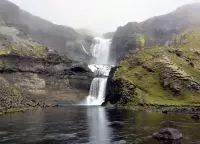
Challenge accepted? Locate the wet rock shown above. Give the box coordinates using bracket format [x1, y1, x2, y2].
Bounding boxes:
[109, 121, 124, 128]
[153, 128, 183, 140]
[191, 114, 200, 120]
[162, 110, 168, 114]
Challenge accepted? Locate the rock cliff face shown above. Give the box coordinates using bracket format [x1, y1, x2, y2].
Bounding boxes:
[0, 0, 93, 62]
[0, 53, 93, 108]
[107, 26, 200, 107]
[0, 4, 94, 109]
[111, 3, 200, 63]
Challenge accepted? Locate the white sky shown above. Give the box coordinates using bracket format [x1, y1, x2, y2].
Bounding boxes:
[8, 0, 199, 33]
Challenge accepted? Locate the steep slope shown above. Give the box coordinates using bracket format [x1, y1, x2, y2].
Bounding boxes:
[111, 3, 200, 63]
[0, 13, 93, 110]
[107, 26, 200, 107]
[0, 0, 93, 62]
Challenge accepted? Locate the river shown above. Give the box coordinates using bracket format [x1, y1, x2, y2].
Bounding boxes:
[0, 106, 200, 144]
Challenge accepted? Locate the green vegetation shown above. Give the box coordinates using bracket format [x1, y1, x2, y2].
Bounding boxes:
[34, 45, 48, 58]
[0, 107, 33, 115]
[0, 47, 11, 55]
[8, 43, 48, 58]
[136, 33, 145, 48]
[0, 34, 48, 58]
[113, 26, 200, 107]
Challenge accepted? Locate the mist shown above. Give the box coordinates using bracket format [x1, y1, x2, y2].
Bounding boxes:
[8, 0, 197, 33]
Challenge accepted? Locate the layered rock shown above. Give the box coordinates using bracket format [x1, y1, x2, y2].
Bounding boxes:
[0, 52, 93, 108]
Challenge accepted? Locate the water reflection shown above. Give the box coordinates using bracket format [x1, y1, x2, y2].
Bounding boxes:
[87, 106, 111, 144]
[0, 107, 200, 144]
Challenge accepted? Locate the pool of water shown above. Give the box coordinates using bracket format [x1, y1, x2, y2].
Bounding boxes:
[0, 106, 200, 144]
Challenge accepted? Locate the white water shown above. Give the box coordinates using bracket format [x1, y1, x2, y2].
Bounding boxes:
[86, 78, 108, 106]
[84, 37, 112, 106]
[90, 37, 111, 65]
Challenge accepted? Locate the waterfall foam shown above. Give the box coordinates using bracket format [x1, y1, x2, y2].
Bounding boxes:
[83, 37, 112, 106]
[86, 78, 108, 105]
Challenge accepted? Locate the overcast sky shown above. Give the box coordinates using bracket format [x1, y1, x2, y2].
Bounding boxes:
[8, 0, 198, 33]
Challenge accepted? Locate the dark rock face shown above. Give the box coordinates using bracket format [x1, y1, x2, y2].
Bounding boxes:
[105, 67, 135, 105]
[0, 53, 93, 88]
[111, 22, 143, 63]
[153, 128, 183, 141]
[111, 3, 200, 62]
[191, 114, 200, 120]
[0, 0, 93, 62]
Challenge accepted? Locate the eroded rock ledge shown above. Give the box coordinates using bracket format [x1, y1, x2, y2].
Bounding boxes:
[0, 53, 93, 109]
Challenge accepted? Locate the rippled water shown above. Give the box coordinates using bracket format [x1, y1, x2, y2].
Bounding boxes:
[0, 106, 200, 144]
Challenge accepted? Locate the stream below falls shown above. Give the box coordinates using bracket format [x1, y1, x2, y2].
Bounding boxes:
[0, 106, 200, 144]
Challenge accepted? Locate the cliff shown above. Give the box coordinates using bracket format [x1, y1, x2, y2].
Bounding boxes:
[107, 26, 200, 107]
[0, 7, 93, 110]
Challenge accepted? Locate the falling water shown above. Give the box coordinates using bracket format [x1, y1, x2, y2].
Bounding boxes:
[86, 78, 108, 106]
[90, 37, 111, 65]
[85, 37, 112, 106]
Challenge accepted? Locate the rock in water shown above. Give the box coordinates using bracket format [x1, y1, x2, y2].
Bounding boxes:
[191, 114, 200, 120]
[153, 128, 183, 140]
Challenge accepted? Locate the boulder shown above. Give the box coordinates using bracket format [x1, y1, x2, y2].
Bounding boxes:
[153, 128, 183, 140]
[191, 114, 200, 120]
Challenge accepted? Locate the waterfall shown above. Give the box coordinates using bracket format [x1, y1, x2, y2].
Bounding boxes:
[84, 37, 112, 106]
[91, 37, 111, 65]
[86, 78, 108, 105]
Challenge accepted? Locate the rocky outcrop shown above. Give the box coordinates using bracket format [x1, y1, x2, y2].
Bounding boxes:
[153, 128, 183, 141]
[0, 54, 93, 108]
[111, 3, 200, 62]
[106, 27, 200, 107]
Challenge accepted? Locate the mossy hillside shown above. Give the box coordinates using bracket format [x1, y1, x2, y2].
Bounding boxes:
[113, 27, 200, 107]
[0, 43, 48, 58]
[0, 28, 48, 58]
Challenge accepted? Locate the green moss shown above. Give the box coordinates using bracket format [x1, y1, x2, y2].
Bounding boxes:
[136, 33, 145, 47]
[0, 47, 11, 55]
[34, 45, 48, 58]
[0, 107, 33, 115]
[2, 42, 48, 58]
[113, 27, 200, 107]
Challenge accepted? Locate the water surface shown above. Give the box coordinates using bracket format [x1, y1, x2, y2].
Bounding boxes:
[0, 106, 200, 144]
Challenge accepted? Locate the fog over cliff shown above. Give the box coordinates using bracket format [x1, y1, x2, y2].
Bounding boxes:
[8, 0, 197, 33]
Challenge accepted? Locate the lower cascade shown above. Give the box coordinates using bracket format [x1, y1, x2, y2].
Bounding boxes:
[86, 77, 108, 105]
[84, 37, 113, 106]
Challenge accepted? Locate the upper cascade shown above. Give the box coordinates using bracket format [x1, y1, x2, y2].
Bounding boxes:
[90, 37, 111, 65]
